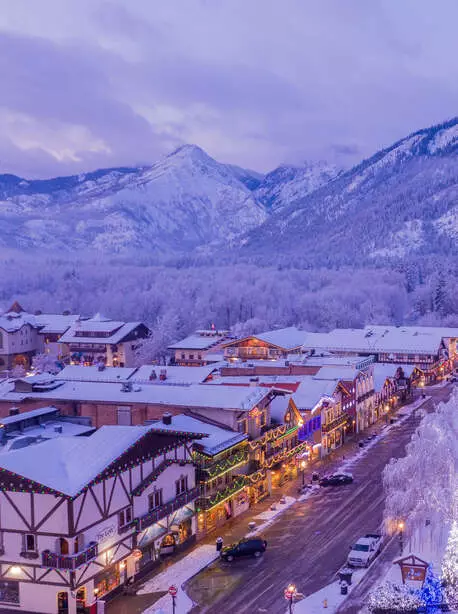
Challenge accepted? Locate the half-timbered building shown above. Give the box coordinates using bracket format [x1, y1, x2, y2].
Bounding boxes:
[0, 425, 198, 614]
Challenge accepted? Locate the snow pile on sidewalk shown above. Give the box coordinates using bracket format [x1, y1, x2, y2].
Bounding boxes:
[139, 545, 218, 613]
[291, 569, 365, 614]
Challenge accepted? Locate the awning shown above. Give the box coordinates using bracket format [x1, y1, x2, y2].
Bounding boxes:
[137, 523, 167, 548]
[169, 506, 194, 526]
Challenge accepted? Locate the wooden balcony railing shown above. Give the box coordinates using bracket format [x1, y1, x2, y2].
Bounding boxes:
[321, 414, 349, 433]
[136, 487, 199, 532]
[42, 542, 98, 571]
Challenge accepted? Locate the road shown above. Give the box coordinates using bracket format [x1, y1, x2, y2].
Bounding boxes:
[186, 385, 452, 614]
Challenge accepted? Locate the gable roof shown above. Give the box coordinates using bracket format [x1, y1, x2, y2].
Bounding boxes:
[292, 378, 338, 411]
[0, 426, 193, 497]
[223, 327, 306, 351]
[59, 321, 144, 344]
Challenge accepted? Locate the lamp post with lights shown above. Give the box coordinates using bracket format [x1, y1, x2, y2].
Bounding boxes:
[398, 520, 405, 555]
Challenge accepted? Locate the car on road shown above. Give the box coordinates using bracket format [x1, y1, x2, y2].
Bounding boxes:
[221, 538, 267, 562]
[347, 534, 382, 567]
[319, 472, 353, 487]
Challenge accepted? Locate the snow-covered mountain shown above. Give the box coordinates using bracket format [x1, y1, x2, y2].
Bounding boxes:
[242, 117, 458, 263]
[0, 144, 267, 253]
[255, 161, 340, 211]
[2, 117, 458, 262]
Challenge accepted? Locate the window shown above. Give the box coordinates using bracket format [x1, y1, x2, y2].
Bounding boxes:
[24, 534, 36, 552]
[175, 476, 188, 496]
[189, 354, 194, 360]
[118, 506, 133, 528]
[0, 580, 19, 604]
[237, 420, 247, 433]
[148, 489, 163, 511]
[197, 354, 202, 360]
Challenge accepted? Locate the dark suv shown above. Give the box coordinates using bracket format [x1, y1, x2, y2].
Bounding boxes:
[221, 538, 267, 562]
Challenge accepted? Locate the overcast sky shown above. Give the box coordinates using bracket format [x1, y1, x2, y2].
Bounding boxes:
[1, 0, 458, 177]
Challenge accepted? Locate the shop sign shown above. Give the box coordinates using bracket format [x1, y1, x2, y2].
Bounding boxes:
[96, 524, 116, 544]
[394, 555, 428, 586]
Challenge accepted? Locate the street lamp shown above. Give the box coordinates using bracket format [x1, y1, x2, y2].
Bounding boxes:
[285, 583, 297, 614]
[398, 520, 405, 555]
[300, 460, 307, 486]
[93, 587, 99, 606]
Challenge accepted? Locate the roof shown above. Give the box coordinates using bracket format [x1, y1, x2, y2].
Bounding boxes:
[0, 380, 271, 411]
[34, 313, 81, 334]
[269, 394, 291, 424]
[0, 311, 36, 333]
[313, 366, 361, 381]
[292, 378, 338, 411]
[223, 327, 306, 351]
[302, 326, 445, 356]
[59, 320, 143, 344]
[372, 363, 417, 392]
[0, 426, 187, 497]
[0, 406, 59, 426]
[148, 415, 248, 455]
[132, 365, 218, 385]
[168, 334, 226, 350]
[55, 365, 136, 383]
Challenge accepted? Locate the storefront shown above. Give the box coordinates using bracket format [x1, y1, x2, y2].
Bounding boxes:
[93, 563, 121, 598]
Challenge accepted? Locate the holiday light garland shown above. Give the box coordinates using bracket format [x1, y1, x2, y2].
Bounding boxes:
[197, 477, 246, 511]
[367, 581, 424, 612]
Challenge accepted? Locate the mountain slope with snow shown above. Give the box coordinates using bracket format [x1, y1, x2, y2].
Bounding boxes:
[0, 145, 267, 253]
[242, 117, 458, 263]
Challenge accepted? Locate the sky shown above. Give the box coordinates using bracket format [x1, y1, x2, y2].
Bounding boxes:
[1, 0, 458, 177]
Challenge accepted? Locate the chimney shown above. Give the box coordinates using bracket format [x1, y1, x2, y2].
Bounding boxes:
[54, 426, 63, 434]
[9, 407, 19, 417]
[162, 413, 172, 425]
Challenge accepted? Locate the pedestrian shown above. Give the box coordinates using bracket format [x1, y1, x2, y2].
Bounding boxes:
[216, 536, 223, 552]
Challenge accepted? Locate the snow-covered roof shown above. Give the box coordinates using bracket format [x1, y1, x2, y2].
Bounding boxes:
[168, 334, 225, 351]
[148, 415, 248, 455]
[132, 365, 218, 385]
[269, 394, 290, 424]
[303, 326, 445, 356]
[59, 321, 143, 344]
[292, 378, 338, 411]
[0, 425, 157, 496]
[313, 366, 360, 381]
[211, 375, 302, 386]
[224, 327, 306, 351]
[55, 365, 136, 383]
[0, 381, 270, 411]
[34, 313, 81, 334]
[0, 311, 36, 333]
[372, 363, 416, 392]
[0, 405, 59, 425]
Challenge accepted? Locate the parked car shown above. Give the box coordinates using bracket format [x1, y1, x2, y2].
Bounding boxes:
[221, 538, 267, 562]
[319, 472, 353, 487]
[347, 534, 382, 567]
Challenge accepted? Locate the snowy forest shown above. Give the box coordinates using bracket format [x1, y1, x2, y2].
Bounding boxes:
[1, 251, 457, 348]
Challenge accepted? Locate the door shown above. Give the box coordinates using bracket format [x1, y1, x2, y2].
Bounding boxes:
[117, 406, 132, 425]
[57, 591, 69, 614]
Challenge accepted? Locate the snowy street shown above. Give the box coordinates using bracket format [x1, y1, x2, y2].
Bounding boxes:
[183, 385, 453, 614]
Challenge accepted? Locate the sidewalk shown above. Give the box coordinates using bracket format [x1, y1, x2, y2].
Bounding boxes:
[106, 395, 425, 614]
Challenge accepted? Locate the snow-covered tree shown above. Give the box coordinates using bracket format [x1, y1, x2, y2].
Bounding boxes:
[383, 388, 458, 539]
[134, 312, 180, 366]
[367, 582, 424, 612]
[32, 352, 61, 375]
[442, 521, 458, 607]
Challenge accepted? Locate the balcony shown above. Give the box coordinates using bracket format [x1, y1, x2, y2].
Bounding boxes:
[195, 451, 248, 481]
[136, 487, 199, 532]
[196, 477, 246, 511]
[322, 414, 348, 433]
[41, 542, 98, 571]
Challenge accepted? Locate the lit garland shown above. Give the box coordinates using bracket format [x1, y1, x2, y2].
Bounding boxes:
[248, 425, 288, 450]
[245, 469, 266, 484]
[196, 477, 246, 511]
[200, 452, 248, 478]
[264, 442, 308, 469]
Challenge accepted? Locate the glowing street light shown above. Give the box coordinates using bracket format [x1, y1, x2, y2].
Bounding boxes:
[284, 583, 297, 613]
[398, 520, 405, 554]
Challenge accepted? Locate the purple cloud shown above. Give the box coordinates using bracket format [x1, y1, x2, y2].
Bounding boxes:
[1, 0, 458, 177]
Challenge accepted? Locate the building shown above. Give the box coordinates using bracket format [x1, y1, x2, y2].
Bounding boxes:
[57, 314, 149, 368]
[147, 414, 250, 538]
[168, 329, 229, 366]
[34, 313, 82, 358]
[222, 327, 306, 361]
[302, 325, 457, 382]
[0, 379, 277, 431]
[0, 425, 198, 613]
[289, 378, 347, 458]
[372, 364, 417, 416]
[0, 309, 39, 372]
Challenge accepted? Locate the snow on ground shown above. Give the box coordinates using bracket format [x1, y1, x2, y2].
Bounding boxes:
[291, 569, 366, 613]
[139, 545, 219, 613]
[140, 497, 298, 613]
